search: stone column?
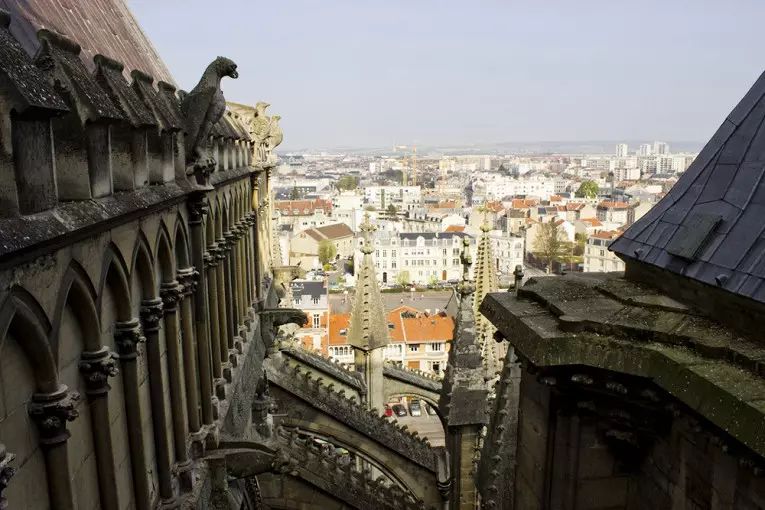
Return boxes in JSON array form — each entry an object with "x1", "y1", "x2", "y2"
[
  {"x1": 249, "y1": 211, "x2": 260, "y2": 311},
  {"x1": 159, "y1": 281, "x2": 193, "y2": 491},
  {"x1": 28, "y1": 386, "x2": 80, "y2": 510},
  {"x1": 214, "y1": 242, "x2": 232, "y2": 381},
  {"x1": 204, "y1": 247, "x2": 226, "y2": 400},
  {"x1": 114, "y1": 320, "x2": 151, "y2": 510},
  {"x1": 0, "y1": 444, "x2": 15, "y2": 510},
  {"x1": 243, "y1": 215, "x2": 255, "y2": 309},
  {"x1": 235, "y1": 223, "x2": 248, "y2": 334},
  {"x1": 79, "y1": 346, "x2": 120, "y2": 510},
  {"x1": 177, "y1": 268, "x2": 204, "y2": 455},
  {"x1": 139, "y1": 299, "x2": 176, "y2": 507},
  {"x1": 186, "y1": 194, "x2": 217, "y2": 449},
  {"x1": 224, "y1": 230, "x2": 241, "y2": 353},
  {"x1": 250, "y1": 175, "x2": 263, "y2": 307}
]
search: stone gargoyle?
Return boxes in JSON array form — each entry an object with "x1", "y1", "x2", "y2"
[
  {"x1": 273, "y1": 264, "x2": 305, "y2": 301},
  {"x1": 251, "y1": 101, "x2": 271, "y2": 163},
  {"x1": 259, "y1": 308, "x2": 308, "y2": 354},
  {"x1": 180, "y1": 56, "x2": 238, "y2": 185}
]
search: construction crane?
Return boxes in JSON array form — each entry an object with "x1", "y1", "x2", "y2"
[{"x1": 392, "y1": 145, "x2": 417, "y2": 186}]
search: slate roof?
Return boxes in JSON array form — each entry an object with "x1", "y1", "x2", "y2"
[
  {"x1": 290, "y1": 280, "x2": 326, "y2": 301},
  {"x1": 611, "y1": 70, "x2": 765, "y2": 304},
  {"x1": 3, "y1": 0, "x2": 175, "y2": 84}
]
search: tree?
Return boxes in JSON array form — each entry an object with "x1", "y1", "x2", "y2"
[
  {"x1": 318, "y1": 239, "x2": 337, "y2": 266},
  {"x1": 396, "y1": 271, "x2": 411, "y2": 286},
  {"x1": 337, "y1": 175, "x2": 358, "y2": 191},
  {"x1": 533, "y1": 218, "x2": 568, "y2": 274},
  {"x1": 290, "y1": 184, "x2": 301, "y2": 200},
  {"x1": 577, "y1": 181, "x2": 599, "y2": 199},
  {"x1": 386, "y1": 204, "x2": 398, "y2": 214}
]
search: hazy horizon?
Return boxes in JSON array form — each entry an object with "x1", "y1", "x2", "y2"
[{"x1": 130, "y1": 1, "x2": 765, "y2": 151}]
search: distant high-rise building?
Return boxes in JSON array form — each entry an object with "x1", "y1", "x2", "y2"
[
  {"x1": 638, "y1": 143, "x2": 652, "y2": 156},
  {"x1": 653, "y1": 141, "x2": 669, "y2": 155},
  {"x1": 615, "y1": 143, "x2": 629, "y2": 157}
]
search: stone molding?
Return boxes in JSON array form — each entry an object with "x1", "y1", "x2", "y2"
[
  {"x1": 266, "y1": 357, "x2": 438, "y2": 472},
  {"x1": 28, "y1": 385, "x2": 80, "y2": 446},
  {"x1": 280, "y1": 347, "x2": 365, "y2": 392},
  {"x1": 177, "y1": 267, "x2": 199, "y2": 297},
  {"x1": 273, "y1": 425, "x2": 435, "y2": 510},
  {"x1": 79, "y1": 346, "x2": 119, "y2": 397},
  {"x1": 114, "y1": 318, "x2": 144, "y2": 360},
  {"x1": 140, "y1": 298, "x2": 164, "y2": 332},
  {"x1": 0, "y1": 444, "x2": 14, "y2": 510},
  {"x1": 160, "y1": 280, "x2": 184, "y2": 312},
  {"x1": 383, "y1": 363, "x2": 442, "y2": 392}
]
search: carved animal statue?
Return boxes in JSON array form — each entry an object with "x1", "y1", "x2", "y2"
[
  {"x1": 181, "y1": 56, "x2": 239, "y2": 173},
  {"x1": 251, "y1": 101, "x2": 271, "y2": 162},
  {"x1": 266, "y1": 114, "x2": 283, "y2": 159}
]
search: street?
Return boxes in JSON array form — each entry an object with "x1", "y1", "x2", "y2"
[
  {"x1": 389, "y1": 413, "x2": 445, "y2": 447},
  {"x1": 330, "y1": 290, "x2": 457, "y2": 316}
]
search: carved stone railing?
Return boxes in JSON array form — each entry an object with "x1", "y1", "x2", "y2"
[
  {"x1": 266, "y1": 357, "x2": 438, "y2": 472},
  {"x1": 273, "y1": 424, "x2": 436, "y2": 510},
  {"x1": 383, "y1": 362, "x2": 442, "y2": 393},
  {"x1": 280, "y1": 346, "x2": 365, "y2": 392}
]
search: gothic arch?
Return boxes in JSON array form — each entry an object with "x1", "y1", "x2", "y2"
[
  {"x1": 130, "y1": 230, "x2": 157, "y2": 300},
  {"x1": 0, "y1": 286, "x2": 58, "y2": 392},
  {"x1": 51, "y1": 260, "x2": 102, "y2": 354},
  {"x1": 173, "y1": 212, "x2": 191, "y2": 266},
  {"x1": 205, "y1": 201, "x2": 216, "y2": 247},
  {"x1": 97, "y1": 242, "x2": 133, "y2": 322},
  {"x1": 155, "y1": 222, "x2": 176, "y2": 283}
]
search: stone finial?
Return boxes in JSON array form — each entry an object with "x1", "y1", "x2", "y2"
[
  {"x1": 114, "y1": 319, "x2": 144, "y2": 360},
  {"x1": 181, "y1": 57, "x2": 238, "y2": 185},
  {"x1": 359, "y1": 212, "x2": 376, "y2": 255},
  {"x1": 79, "y1": 347, "x2": 119, "y2": 396},
  {"x1": 0, "y1": 444, "x2": 14, "y2": 510},
  {"x1": 28, "y1": 386, "x2": 80, "y2": 445}
]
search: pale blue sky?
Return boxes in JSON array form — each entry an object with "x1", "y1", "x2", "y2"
[{"x1": 131, "y1": 0, "x2": 765, "y2": 150}]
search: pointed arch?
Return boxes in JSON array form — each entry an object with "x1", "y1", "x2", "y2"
[
  {"x1": 213, "y1": 198, "x2": 223, "y2": 239},
  {"x1": 155, "y1": 221, "x2": 176, "y2": 282},
  {"x1": 173, "y1": 212, "x2": 191, "y2": 266},
  {"x1": 51, "y1": 260, "x2": 102, "y2": 354},
  {"x1": 205, "y1": 200, "x2": 216, "y2": 248},
  {"x1": 0, "y1": 286, "x2": 58, "y2": 392},
  {"x1": 130, "y1": 230, "x2": 157, "y2": 300},
  {"x1": 98, "y1": 242, "x2": 133, "y2": 322}
]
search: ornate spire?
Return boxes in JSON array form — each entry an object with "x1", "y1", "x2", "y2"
[
  {"x1": 346, "y1": 213, "x2": 390, "y2": 351},
  {"x1": 473, "y1": 208, "x2": 501, "y2": 381}
]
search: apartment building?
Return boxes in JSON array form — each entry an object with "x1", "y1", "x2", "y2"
[
  {"x1": 292, "y1": 280, "x2": 330, "y2": 352},
  {"x1": 583, "y1": 231, "x2": 625, "y2": 272}
]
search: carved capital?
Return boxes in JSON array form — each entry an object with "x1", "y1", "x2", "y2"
[
  {"x1": 114, "y1": 319, "x2": 145, "y2": 360},
  {"x1": 79, "y1": 347, "x2": 119, "y2": 397},
  {"x1": 205, "y1": 244, "x2": 219, "y2": 268},
  {"x1": 215, "y1": 240, "x2": 228, "y2": 261},
  {"x1": 223, "y1": 232, "x2": 236, "y2": 250},
  {"x1": 187, "y1": 197, "x2": 209, "y2": 225},
  {"x1": 140, "y1": 298, "x2": 164, "y2": 333},
  {"x1": 28, "y1": 386, "x2": 80, "y2": 445},
  {"x1": 177, "y1": 267, "x2": 199, "y2": 296},
  {"x1": 160, "y1": 281, "x2": 185, "y2": 312},
  {"x1": 0, "y1": 444, "x2": 14, "y2": 509}
]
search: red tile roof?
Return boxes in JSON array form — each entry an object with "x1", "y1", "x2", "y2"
[
  {"x1": 590, "y1": 230, "x2": 622, "y2": 240},
  {"x1": 512, "y1": 199, "x2": 538, "y2": 209},
  {"x1": 329, "y1": 308, "x2": 454, "y2": 346},
  {"x1": 276, "y1": 199, "x2": 333, "y2": 216},
  {"x1": 598, "y1": 201, "x2": 629, "y2": 209},
  {"x1": 579, "y1": 217, "x2": 602, "y2": 227},
  {"x1": 550, "y1": 195, "x2": 563, "y2": 202},
  {"x1": 444, "y1": 225, "x2": 465, "y2": 233}
]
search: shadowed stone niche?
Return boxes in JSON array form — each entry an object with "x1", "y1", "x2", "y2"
[
  {"x1": 0, "y1": 10, "x2": 68, "y2": 217},
  {"x1": 0, "y1": 444, "x2": 14, "y2": 510}
]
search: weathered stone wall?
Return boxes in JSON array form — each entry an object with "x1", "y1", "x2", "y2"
[{"x1": 514, "y1": 370, "x2": 765, "y2": 510}]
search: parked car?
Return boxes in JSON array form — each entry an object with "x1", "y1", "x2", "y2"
[
  {"x1": 384, "y1": 404, "x2": 393, "y2": 417},
  {"x1": 392, "y1": 404, "x2": 407, "y2": 417},
  {"x1": 409, "y1": 400, "x2": 422, "y2": 417},
  {"x1": 425, "y1": 403, "x2": 437, "y2": 416}
]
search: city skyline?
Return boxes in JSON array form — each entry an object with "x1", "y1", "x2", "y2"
[{"x1": 131, "y1": 1, "x2": 765, "y2": 150}]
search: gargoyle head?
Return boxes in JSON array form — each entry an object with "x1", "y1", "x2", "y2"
[
  {"x1": 272, "y1": 115, "x2": 281, "y2": 122},
  {"x1": 255, "y1": 101, "x2": 270, "y2": 115},
  {"x1": 213, "y1": 56, "x2": 239, "y2": 79}
]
